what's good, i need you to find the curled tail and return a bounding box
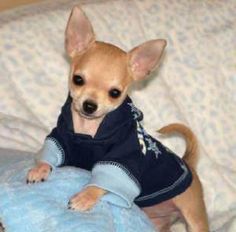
[158,123,198,168]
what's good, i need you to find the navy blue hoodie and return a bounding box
[40,95,192,208]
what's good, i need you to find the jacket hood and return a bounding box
[60,95,143,140]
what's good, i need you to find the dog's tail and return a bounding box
[158,123,198,168]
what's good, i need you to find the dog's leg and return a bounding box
[150,217,171,232]
[173,170,209,232]
[0,222,5,232]
[142,202,179,232]
[27,162,52,184]
[68,186,107,211]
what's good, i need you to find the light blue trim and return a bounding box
[39,137,65,168]
[87,162,141,208]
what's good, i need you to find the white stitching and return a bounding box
[135,164,189,202]
[45,137,65,166]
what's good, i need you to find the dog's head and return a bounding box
[65,6,166,119]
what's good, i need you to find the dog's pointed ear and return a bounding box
[128,39,167,81]
[65,6,95,58]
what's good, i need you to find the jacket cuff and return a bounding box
[87,161,141,208]
[39,137,65,168]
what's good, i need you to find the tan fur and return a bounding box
[27,6,209,231]
[158,123,199,168]
[27,161,51,183]
[71,103,104,136]
[70,42,132,122]
[142,124,209,231]
[0,222,4,232]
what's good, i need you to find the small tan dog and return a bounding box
[27,6,209,232]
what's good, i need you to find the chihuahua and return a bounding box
[27,6,209,232]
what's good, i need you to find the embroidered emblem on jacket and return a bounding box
[136,121,161,158]
[128,102,142,120]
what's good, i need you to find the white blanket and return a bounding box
[0,0,235,231]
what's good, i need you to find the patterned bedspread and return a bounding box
[0,0,235,231]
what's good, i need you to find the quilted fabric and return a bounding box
[0,0,235,231]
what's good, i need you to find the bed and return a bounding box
[0,0,235,231]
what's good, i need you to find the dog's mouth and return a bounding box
[78,111,102,120]
[75,106,104,120]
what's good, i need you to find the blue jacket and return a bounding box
[41,96,192,208]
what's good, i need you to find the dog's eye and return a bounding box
[109,88,121,98]
[73,75,85,86]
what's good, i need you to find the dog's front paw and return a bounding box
[27,162,52,184]
[68,186,106,212]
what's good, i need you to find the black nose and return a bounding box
[83,100,97,114]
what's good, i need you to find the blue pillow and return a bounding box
[0,157,156,232]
